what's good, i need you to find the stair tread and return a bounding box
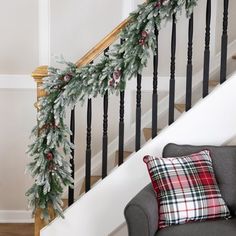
[175,80,220,114]
[143,128,162,141]
[62,199,68,209]
[80,176,101,195]
[209,80,219,87]
[115,150,133,164]
[175,104,185,113]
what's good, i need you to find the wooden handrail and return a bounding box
[32,17,132,80]
[76,17,131,68]
[76,1,151,67]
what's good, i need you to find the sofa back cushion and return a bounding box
[163,144,236,216]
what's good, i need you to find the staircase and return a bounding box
[77,69,235,199]
[30,0,236,236]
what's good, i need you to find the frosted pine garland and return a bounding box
[26,0,197,221]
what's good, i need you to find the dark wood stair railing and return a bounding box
[118,39,125,166]
[102,48,109,179]
[68,108,75,205]
[85,98,92,192]
[168,13,177,125]
[118,90,125,166]
[202,0,212,98]
[135,74,142,151]
[102,90,109,179]
[185,13,194,112]
[220,0,229,84]
[31,1,232,236]
[152,26,159,139]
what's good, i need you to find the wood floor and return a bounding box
[0,224,34,236]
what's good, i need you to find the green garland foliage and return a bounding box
[26,0,198,221]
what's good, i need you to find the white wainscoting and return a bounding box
[0,211,33,223]
[0,75,35,89]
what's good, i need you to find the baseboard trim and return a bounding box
[0,210,34,223]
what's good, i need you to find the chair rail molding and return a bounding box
[0,75,35,89]
[0,210,33,223]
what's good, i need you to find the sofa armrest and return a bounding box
[124,184,158,236]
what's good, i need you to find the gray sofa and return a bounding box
[124,144,236,236]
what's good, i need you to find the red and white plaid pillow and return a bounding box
[144,150,231,229]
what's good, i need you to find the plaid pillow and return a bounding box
[144,150,231,229]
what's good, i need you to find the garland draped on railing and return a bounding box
[26,0,197,220]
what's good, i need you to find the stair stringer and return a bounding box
[41,73,236,236]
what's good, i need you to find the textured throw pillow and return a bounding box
[144,150,231,229]
[163,143,236,215]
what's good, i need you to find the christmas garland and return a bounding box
[27,0,197,221]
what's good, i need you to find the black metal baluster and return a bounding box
[135,74,142,151]
[152,25,159,138]
[102,48,109,178]
[118,90,125,165]
[68,108,75,205]
[203,0,211,98]
[85,99,92,192]
[186,13,194,111]
[220,0,229,84]
[102,90,108,178]
[118,39,125,165]
[169,14,176,125]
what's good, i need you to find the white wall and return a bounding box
[50,0,123,65]
[0,0,39,74]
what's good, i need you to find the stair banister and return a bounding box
[220,0,229,84]
[202,0,212,98]
[68,108,75,206]
[31,1,153,232]
[185,12,194,111]
[168,13,177,125]
[31,13,134,236]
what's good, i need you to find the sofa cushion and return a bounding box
[157,217,236,236]
[144,150,231,229]
[163,143,236,216]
